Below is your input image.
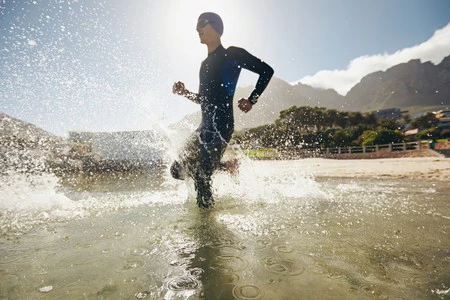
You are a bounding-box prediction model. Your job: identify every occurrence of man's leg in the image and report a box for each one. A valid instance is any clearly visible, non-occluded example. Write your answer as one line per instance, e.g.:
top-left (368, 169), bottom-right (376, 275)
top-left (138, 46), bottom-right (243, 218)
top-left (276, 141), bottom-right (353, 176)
top-left (193, 165), bottom-right (214, 209)
top-left (194, 132), bottom-right (227, 208)
top-left (169, 133), bottom-right (213, 208)
top-left (170, 131), bottom-right (227, 208)
top-left (170, 160), bottom-right (185, 180)
top-left (170, 134), bottom-right (200, 181)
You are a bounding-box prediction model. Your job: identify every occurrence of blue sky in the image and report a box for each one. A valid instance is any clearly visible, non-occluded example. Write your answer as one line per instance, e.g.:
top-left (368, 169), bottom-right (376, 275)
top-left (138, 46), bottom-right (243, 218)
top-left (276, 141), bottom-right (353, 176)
top-left (1, 0), bottom-right (450, 136)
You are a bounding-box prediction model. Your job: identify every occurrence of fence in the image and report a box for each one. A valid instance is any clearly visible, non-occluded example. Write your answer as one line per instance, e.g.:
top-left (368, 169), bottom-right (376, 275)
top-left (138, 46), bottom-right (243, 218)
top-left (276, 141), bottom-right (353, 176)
top-left (322, 141), bottom-right (424, 155)
top-left (245, 141), bottom-right (431, 160)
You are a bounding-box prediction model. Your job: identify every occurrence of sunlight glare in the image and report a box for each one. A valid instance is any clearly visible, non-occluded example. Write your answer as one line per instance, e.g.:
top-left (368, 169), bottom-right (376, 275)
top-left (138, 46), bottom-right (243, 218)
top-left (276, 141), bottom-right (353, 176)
top-left (156, 0), bottom-right (250, 87)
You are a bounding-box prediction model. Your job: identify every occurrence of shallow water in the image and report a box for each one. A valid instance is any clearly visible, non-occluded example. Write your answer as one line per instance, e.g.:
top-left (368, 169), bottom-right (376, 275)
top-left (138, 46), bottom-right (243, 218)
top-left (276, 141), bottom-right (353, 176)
top-left (0, 160), bottom-right (449, 299)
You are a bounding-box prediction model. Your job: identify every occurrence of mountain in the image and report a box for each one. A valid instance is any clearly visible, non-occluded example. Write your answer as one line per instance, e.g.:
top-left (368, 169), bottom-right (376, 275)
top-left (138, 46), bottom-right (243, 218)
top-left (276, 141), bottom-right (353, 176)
top-left (233, 77), bottom-right (346, 130)
top-left (346, 56), bottom-right (450, 111)
top-left (238, 55), bottom-right (450, 129)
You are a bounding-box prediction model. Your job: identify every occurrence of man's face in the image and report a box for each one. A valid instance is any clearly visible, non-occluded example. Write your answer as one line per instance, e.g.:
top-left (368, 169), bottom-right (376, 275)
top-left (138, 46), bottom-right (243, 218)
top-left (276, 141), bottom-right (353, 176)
top-left (196, 21), bottom-right (220, 45)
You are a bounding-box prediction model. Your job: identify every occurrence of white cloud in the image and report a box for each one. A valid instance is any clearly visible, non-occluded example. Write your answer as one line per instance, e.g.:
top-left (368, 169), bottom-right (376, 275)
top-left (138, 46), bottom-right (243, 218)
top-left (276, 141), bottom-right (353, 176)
top-left (295, 22), bottom-right (450, 96)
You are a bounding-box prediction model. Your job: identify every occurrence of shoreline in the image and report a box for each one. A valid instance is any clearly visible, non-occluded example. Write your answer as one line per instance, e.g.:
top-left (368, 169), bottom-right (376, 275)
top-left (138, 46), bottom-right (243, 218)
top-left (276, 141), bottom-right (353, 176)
top-left (254, 157), bottom-right (450, 181)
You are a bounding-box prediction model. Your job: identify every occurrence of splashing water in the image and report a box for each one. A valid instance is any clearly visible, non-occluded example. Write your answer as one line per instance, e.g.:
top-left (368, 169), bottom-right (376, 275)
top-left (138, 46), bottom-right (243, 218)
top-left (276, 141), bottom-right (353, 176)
top-left (0, 145), bottom-right (323, 235)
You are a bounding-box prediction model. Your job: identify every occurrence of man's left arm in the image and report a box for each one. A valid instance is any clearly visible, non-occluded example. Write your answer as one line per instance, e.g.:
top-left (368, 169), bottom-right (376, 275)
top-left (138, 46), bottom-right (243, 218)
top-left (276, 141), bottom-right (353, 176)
top-left (232, 47), bottom-right (274, 105)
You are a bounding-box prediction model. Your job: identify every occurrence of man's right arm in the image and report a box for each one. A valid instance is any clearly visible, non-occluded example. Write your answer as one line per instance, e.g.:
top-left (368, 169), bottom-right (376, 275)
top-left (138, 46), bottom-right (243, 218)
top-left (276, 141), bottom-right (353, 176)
top-left (172, 81), bottom-right (200, 104)
top-left (183, 90), bottom-right (200, 103)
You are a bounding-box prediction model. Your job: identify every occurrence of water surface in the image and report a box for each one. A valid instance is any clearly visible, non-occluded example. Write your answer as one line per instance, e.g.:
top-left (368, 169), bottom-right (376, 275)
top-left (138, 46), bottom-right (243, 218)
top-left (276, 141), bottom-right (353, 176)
top-left (0, 160), bottom-right (449, 299)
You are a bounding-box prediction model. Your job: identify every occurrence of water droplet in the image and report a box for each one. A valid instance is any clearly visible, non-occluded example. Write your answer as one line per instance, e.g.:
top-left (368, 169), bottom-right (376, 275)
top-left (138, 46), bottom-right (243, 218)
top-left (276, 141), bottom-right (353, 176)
top-left (167, 276), bottom-right (199, 291)
top-left (212, 256), bottom-right (248, 273)
top-left (273, 244), bottom-right (294, 253)
top-left (212, 245), bottom-right (244, 257)
top-left (135, 291), bottom-right (150, 299)
top-left (188, 267), bottom-right (204, 279)
top-left (122, 259), bottom-right (145, 270)
top-left (126, 247), bottom-right (150, 256)
top-left (260, 257), bottom-right (305, 276)
top-left (39, 286), bottom-right (53, 293)
top-left (232, 284), bottom-right (263, 300)
top-left (254, 239), bottom-right (272, 250)
top-left (222, 273), bottom-right (240, 284)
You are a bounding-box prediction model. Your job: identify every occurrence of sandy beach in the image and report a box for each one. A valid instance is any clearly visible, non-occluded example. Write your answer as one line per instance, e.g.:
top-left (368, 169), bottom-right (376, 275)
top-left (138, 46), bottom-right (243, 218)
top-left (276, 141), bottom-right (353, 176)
top-left (256, 157), bottom-right (450, 181)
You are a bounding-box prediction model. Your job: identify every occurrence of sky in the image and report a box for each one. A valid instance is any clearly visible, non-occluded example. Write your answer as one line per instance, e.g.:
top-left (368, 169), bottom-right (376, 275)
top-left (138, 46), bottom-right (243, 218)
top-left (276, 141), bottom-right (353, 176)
top-left (1, 0), bottom-right (450, 136)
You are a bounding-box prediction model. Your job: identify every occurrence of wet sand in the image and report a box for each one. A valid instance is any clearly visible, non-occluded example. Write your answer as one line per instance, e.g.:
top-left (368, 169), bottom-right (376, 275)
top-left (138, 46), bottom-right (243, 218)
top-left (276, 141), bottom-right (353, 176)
top-left (256, 157), bottom-right (450, 181)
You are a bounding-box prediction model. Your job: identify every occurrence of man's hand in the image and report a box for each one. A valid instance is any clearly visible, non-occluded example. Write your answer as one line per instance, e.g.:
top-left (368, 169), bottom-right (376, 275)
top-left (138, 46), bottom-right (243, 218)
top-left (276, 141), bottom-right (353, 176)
top-left (172, 81), bottom-right (186, 96)
top-left (238, 98), bottom-right (253, 113)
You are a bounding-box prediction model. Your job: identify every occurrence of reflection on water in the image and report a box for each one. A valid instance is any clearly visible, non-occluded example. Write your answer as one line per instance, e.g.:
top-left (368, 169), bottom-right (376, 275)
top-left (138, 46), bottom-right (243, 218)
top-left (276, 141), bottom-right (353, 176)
top-left (0, 161), bottom-right (449, 299)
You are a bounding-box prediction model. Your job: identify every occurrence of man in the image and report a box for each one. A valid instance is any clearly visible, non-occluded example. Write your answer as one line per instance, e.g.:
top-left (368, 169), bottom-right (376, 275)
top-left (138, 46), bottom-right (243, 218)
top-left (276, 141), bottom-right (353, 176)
top-left (171, 12), bottom-right (274, 209)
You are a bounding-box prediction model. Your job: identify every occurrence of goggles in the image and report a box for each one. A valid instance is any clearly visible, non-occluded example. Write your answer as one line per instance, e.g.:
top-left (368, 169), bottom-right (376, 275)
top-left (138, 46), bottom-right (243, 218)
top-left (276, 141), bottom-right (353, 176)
top-left (197, 19), bottom-right (211, 29)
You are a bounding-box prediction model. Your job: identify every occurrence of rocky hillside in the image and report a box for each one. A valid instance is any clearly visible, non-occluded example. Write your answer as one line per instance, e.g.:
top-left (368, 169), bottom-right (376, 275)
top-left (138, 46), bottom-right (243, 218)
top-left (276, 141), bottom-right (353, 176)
top-left (0, 113), bottom-right (61, 173)
top-left (346, 56), bottom-right (450, 111)
top-left (0, 112), bottom-right (57, 140)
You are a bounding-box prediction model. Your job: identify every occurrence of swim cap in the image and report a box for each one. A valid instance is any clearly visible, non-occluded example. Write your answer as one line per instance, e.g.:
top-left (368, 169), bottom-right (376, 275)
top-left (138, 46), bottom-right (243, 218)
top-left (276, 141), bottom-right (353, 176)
top-left (198, 12), bottom-right (224, 36)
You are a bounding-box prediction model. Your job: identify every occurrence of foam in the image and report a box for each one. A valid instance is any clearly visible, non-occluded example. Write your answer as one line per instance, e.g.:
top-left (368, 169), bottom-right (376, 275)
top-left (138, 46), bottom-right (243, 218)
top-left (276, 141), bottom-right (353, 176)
top-left (0, 173), bottom-right (84, 217)
top-left (212, 158), bottom-right (329, 202)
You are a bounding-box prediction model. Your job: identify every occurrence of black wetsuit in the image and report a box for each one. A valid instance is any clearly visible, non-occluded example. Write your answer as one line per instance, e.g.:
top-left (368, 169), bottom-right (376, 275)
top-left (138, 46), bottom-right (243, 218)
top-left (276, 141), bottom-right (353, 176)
top-left (171, 45), bottom-right (274, 208)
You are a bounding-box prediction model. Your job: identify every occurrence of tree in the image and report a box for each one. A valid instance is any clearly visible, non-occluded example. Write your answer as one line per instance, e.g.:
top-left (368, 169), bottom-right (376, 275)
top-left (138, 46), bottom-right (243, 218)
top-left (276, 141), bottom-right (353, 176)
top-left (411, 113), bottom-right (439, 130)
top-left (378, 118), bottom-right (402, 130)
top-left (347, 112), bottom-right (365, 127)
top-left (416, 127), bottom-right (441, 140)
top-left (335, 111), bottom-right (349, 128)
top-left (236, 105), bottom-right (438, 150)
top-left (440, 128), bottom-right (450, 139)
top-left (360, 129), bottom-right (404, 146)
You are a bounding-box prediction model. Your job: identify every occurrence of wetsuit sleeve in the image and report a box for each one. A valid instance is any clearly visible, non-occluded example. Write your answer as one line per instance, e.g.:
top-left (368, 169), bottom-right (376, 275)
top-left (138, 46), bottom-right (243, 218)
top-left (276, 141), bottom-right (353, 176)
top-left (184, 90), bottom-right (201, 104)
top-left (229, 47), bottom-right (274, 104)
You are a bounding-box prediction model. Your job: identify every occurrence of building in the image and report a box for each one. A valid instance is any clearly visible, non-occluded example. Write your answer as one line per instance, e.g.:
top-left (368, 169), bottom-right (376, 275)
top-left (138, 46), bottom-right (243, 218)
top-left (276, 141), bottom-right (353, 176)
top-left (435, 110), bottom-right (450, 128)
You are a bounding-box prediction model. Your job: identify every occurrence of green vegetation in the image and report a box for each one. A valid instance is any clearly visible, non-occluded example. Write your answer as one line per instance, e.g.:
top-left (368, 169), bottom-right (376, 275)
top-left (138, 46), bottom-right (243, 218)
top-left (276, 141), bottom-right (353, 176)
top-left (359, 129), bottom-right (404, 146)
top-left (234, 106), bottom-right (448, 150)
top-left (243, 148), bottom-right (278, 160)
